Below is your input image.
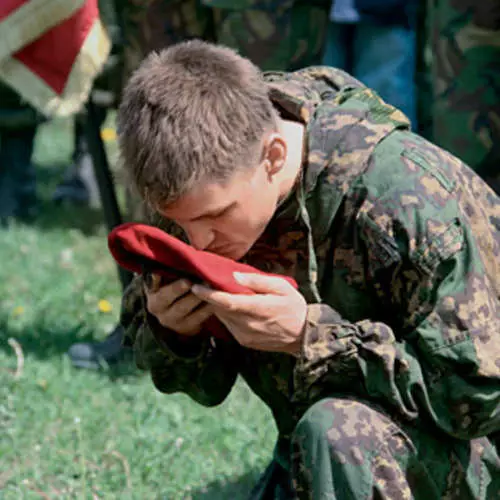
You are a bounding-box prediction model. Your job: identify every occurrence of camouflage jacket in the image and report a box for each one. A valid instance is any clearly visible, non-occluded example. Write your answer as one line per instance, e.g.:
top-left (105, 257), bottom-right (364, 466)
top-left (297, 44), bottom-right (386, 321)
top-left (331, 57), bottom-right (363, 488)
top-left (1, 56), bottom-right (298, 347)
top-left (120, 67), bottom-right (500, 447)
top-left (118, 0), bottom-right (331, 79)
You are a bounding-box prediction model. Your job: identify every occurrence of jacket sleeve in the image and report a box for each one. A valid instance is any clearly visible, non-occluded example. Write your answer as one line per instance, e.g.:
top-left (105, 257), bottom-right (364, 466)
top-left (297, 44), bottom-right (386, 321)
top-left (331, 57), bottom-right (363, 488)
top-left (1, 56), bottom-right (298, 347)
top-left (292, 205), bottom-right (500, 440)
top-left (120, 273), bottom-right (238, 408)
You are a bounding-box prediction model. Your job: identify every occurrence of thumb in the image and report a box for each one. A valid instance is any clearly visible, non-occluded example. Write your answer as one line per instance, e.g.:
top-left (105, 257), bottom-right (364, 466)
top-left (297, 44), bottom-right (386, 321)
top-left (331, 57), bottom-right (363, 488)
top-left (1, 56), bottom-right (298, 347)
top-left (233, 272), bottom-right (291, 295)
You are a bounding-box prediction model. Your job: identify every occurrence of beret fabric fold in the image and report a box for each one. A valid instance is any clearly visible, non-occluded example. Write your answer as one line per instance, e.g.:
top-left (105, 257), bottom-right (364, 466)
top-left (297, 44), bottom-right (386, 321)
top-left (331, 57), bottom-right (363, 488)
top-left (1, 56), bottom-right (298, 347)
top-left (108, 223), bottom-right (298, 341)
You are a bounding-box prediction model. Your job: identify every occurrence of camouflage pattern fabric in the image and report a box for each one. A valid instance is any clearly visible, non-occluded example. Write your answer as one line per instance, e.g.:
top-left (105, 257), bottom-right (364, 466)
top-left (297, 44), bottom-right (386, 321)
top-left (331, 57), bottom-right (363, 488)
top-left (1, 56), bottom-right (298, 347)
top-left (207, 0), bottom-right (330, 71)
top-left (119, 0), bottom-right (330, 78)
top-left (430, 0), bottom-right (500, 185)
top-left (120, 66), bottom-right (500, 497)
top-left (291, 398), bottom-right (499, 499)
top-left (415, 0), bottom-right (433, 140)
top-left (119, 0), bottom-right (213, 80)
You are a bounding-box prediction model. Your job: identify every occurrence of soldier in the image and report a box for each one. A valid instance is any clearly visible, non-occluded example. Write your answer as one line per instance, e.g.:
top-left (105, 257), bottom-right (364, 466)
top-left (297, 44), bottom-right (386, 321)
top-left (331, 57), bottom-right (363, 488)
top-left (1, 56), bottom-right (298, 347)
top-left (116, 41), bottom-right (500, 498)
top-left (69, 0), bottom-right (332, 368)
top-left (430, 0), bottom-right (500, 190)
top-left (120, 0), bottom-right (331, 77)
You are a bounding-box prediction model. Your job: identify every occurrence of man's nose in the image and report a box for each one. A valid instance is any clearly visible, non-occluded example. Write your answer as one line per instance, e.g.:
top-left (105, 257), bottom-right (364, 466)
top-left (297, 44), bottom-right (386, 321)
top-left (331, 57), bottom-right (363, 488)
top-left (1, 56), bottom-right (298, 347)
top-left (185, 225), bottom-right (214, 251)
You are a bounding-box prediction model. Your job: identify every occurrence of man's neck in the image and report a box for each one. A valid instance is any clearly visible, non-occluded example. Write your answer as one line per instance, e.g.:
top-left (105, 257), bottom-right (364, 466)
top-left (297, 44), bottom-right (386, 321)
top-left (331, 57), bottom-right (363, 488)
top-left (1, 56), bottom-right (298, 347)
top-left (277, 118), bottom-right (306, 202)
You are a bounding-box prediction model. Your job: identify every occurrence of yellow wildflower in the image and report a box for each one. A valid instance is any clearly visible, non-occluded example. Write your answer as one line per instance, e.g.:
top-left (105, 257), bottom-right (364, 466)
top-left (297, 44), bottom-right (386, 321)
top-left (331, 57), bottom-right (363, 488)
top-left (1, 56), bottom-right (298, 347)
top-left (12, 306), bottom-right (25, 317)
top-left (98, 300), bottom-right (113, 313)
top-left (100, 128), bottom-right (117, 142)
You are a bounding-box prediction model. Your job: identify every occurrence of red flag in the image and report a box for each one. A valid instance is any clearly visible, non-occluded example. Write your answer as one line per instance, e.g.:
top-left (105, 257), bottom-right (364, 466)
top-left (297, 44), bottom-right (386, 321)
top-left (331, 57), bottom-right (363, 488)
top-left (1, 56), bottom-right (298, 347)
top-left (0, 0), bottom-right (110, 116)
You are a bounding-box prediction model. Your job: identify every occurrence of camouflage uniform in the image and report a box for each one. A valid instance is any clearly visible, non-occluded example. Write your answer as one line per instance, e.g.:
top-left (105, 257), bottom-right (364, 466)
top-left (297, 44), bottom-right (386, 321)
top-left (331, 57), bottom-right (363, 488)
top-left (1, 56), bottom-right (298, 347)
top-left (415, 0), bottom-right (433, 140)
top-left (430, 0), bottom-right (500, 185)
top-left (120, 67), bottom-right (500, 498)
top-left (120, 0), bottom-right (330, 76)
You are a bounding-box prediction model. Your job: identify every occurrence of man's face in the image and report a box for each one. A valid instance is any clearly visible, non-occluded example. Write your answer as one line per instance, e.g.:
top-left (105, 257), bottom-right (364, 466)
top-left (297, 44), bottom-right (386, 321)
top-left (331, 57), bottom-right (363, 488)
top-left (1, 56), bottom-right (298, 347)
top-left (161, 163), bottom-right (281, 260)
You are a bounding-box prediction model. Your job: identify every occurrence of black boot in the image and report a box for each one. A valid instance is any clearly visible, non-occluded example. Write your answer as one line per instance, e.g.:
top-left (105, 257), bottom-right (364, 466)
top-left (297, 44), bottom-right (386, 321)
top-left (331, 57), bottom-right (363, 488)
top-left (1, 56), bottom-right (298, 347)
top-left (53, 119), bottom-right (91, 206)
top-left (67, 324), bottom-right (132, 369)
top-left (52, 163), bottom-right (91, 205)
top-left (53, 112), bottom-right (106, 207)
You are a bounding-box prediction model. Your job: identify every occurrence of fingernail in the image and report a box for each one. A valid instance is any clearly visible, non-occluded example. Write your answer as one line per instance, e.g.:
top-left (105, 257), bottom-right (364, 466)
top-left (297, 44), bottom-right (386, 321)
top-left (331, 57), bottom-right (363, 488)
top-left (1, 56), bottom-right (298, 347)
top-left (191, 284), bottom-right (201, 294)
top-left (233, 272), bottom-right (244, 282)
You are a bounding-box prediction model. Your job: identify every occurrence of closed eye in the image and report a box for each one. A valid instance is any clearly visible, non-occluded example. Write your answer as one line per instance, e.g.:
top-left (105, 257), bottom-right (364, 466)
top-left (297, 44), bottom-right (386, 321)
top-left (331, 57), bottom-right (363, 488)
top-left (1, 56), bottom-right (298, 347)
top-left (192, 202), bottom-right (236, 222)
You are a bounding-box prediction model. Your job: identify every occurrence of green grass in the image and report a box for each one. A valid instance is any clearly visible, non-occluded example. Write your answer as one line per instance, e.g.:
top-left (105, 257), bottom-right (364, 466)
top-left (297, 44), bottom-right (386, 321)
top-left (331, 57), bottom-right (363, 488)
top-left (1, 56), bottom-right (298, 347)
top-left (0, 117), bottom-right (277, 499)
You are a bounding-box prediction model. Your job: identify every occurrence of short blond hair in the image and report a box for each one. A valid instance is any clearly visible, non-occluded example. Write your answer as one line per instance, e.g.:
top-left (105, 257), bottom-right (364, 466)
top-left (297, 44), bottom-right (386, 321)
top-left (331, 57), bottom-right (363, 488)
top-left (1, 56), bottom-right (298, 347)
top-left (117, 40), bottom-right (278, 209)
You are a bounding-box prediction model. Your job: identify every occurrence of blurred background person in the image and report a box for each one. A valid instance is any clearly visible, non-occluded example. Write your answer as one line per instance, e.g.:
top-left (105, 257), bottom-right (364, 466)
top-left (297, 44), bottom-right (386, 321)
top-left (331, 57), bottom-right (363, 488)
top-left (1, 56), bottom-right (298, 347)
top-left (430, 0), bottom-right (500, 193)
top-left (323, 0), bottom-right (419, 129)
top-left (0, 84), bottom-right (45, 225)
top-left (52, 0), bottom-right (124, 208)
top-left (51, 111), bottom-right (106, 209)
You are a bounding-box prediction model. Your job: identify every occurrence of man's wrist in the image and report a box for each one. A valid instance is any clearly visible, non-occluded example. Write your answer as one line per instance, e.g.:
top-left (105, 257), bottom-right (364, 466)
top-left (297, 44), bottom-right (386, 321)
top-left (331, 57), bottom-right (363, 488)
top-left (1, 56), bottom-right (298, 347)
top-left (282, 317), bottom-right (307, 357)
top-left (283, 338), bottom-right (302, 357)
top-left (146, 312), bottom-right (206, 358)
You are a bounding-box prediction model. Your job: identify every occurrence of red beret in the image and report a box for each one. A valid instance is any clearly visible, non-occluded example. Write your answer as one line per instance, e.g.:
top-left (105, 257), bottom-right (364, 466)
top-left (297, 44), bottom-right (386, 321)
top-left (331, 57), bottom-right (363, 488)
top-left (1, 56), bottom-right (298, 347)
top-left (108, 223), bottom-right (298, 341)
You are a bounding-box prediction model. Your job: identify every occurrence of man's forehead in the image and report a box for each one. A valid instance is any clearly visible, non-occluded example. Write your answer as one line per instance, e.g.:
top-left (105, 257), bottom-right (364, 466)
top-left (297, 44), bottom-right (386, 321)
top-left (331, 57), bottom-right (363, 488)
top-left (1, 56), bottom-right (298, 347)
top-left (161, 167), bottom-right (256, 221)
top-left (161, 188), bottom-right (234, 222)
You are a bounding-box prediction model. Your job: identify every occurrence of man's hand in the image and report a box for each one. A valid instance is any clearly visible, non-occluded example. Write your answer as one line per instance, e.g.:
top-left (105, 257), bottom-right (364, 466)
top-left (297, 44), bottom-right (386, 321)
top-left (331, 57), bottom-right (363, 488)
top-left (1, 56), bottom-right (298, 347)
top-left (144, 274), bottom-right (213, 336)
top-left (191, 272), bottom-right (307, 355)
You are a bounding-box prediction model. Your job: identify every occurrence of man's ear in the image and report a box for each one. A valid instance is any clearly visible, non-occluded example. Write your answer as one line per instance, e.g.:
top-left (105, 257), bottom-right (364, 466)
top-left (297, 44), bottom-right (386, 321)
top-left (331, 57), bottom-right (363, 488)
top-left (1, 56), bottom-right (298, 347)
top-left (263, 133), bottom-right (287, 178)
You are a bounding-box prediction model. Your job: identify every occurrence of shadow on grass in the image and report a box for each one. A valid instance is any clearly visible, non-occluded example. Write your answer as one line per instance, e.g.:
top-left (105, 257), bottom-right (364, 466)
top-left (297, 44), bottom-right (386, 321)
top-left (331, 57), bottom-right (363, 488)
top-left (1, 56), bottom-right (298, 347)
top-left (29, 161), bottom-right (108, 236)
top-left (35, 198), bottom-right (105, 236)
top-left (0, 314), bottom-right (92, 359)
top-left (184, 470), bottom-right (263, 500)
top-left (0, 315), bottom-right (138, 380)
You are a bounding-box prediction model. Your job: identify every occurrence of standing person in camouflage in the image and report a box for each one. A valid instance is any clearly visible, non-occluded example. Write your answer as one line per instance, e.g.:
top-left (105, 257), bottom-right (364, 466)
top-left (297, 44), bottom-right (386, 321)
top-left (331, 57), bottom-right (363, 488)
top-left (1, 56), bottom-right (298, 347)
top-left (116, 40), bottom-right (500, 498)
top-left (120, 0), bottom-right (330, 77)
top-left (430, 0), bottom-right (500, 189)
top-left (69, 0), bottom-right (331, 368)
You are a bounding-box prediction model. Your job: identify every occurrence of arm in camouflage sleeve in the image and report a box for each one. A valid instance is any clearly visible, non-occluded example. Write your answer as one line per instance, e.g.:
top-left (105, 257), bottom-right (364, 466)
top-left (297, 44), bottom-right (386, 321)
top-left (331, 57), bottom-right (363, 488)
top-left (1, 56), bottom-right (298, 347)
top-left (293, 177), bottom-right (500, 440)
top-left (120, 275), bottom-right (239, 407)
